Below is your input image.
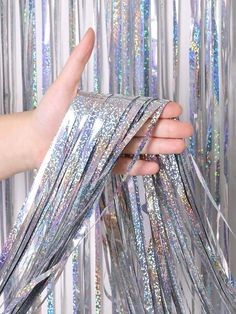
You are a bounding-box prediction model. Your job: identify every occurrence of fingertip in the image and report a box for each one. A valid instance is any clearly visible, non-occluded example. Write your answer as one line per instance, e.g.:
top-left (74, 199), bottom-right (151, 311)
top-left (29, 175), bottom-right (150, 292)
top-left (187, 123), bottom-right (194, 137)
top-left (56, 28), bottom-right (95, 93)
top-left (161, 101), bottom-right (183, 118)
top-left (129, 161), bottom-right (159, 176)
top-left (86, 27), bottom-right (96, 41)
top-left (82, 27), bottom-right (95, 50)
top-left (174, 139), bottom-right (187, 154)
top-left (73, 27), bottom-right (95, 63)
top-left (180, 122), bottom-right (194, 138)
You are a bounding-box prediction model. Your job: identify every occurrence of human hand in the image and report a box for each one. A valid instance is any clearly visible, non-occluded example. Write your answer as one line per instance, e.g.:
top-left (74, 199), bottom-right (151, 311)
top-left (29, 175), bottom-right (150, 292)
top-left (31, 28), bottom-right (95, 168)
top-left (0, 27), bottom-right (192, 180)
top-left (32, 26), bottom-right (192, 176)
top-left (0, 28), bottom-right (95, 180)
top-left (113, 103), bottom-right (193, 176)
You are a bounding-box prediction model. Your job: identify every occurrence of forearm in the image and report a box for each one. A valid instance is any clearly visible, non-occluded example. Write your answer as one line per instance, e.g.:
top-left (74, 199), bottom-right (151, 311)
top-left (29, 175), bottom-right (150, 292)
top-left (0, 111), bottom-right (36, 180)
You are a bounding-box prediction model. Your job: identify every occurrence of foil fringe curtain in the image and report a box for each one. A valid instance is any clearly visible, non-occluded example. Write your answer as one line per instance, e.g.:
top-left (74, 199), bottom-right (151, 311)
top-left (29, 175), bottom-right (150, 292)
top-left (1, 91), bottom-right (236, 313)
top-left (0, 1), bottom-right (236, 313)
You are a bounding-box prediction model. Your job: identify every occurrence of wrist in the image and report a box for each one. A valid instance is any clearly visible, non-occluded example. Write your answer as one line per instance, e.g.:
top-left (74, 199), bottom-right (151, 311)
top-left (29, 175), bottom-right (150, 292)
top-left (0, 110), bottom-right (38, 179)
top-left (30, 108), bottom-right (53, 170)
top-left (18, 110), bottom-right (38, 172)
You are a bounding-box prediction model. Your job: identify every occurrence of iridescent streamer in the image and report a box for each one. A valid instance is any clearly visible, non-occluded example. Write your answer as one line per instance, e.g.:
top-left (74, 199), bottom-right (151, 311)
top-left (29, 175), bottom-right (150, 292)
top-left (189, 0), bottom-right (201, 158)
top-left (20, 0), bottom-right (38, 110)
top-left (1, 1), bottom-right (236, 313)
top-left (0, 92), bottom-right (167, 313)
top-left (42, 0), bottom-right (53, 94)
top-left (173, 0), bottom-right (180, 100)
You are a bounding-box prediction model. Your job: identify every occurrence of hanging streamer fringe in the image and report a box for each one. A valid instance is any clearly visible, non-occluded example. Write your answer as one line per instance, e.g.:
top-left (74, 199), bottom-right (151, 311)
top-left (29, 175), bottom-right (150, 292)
top-left (0, 92), bottom-right (236, 313)
top-left (1, 1), bottom-right (236, 313)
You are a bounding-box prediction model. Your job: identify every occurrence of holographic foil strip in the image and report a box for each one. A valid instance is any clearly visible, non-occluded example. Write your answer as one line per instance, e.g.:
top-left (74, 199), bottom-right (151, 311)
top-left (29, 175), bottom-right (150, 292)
top-left (0, 92), bottom-right (169, 313)
top-left (42, 0), bottom-right (53, 94)
top-left (1, 1), bottom-right (236, 313)
top-left (19, 0), bottom-right (38, 110)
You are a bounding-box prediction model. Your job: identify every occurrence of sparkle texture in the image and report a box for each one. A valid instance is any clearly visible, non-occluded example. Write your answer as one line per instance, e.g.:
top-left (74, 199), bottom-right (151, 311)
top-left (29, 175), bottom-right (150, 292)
top-left (0, 92), bottom-right (236, 313)
top-left (1, 1), bottom-right (236, 313)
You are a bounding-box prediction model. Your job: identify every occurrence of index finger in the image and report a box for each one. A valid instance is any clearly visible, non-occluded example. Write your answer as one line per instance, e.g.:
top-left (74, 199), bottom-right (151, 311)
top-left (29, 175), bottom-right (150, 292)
top-left (160, 101), bottom-right (183, 118)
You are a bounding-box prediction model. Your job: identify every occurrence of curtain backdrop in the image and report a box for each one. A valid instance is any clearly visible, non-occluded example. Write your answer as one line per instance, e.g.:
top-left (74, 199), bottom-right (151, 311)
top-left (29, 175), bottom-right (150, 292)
top-left (0, 1), bottom-right (235, 313)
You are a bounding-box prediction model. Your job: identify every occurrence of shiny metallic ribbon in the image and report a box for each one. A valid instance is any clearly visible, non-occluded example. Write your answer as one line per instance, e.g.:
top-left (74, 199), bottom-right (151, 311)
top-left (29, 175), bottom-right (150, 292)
top-left (1, 91), bottom-right (236, 314)
top-left (1, 0), bottom-right (236, 313)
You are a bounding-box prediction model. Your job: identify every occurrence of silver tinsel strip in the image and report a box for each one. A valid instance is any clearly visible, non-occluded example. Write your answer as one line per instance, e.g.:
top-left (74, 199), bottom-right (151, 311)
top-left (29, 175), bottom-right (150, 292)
top-left (1, 1), bottom-right (236, 313)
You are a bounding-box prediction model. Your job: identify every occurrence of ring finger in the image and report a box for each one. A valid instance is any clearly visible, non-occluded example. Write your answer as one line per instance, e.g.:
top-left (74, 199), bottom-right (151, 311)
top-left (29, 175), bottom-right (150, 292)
top-left (123, 138), bottom-right (186, 155)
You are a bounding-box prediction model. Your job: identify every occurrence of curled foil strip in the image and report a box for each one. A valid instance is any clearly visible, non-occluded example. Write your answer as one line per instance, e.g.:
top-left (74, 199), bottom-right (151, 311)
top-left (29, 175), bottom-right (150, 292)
top-left (0, 92), bottom-right (236, 313)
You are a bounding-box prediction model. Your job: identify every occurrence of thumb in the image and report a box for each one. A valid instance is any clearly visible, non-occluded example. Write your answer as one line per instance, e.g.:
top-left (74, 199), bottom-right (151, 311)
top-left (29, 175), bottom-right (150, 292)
top-left (35, 27), bottom-right (95, 138)
top-left (57, 27), bottom-right (95, 94)
top-left (39, 28), bottom-right (95, 115)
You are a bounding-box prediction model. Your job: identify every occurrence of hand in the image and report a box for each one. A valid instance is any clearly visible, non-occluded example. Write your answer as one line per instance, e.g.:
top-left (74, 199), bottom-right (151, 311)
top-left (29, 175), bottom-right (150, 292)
top-left (31, 29), bottom-right (192, 176)
top-left (113, 103), bottom-right (193, 175)
top-left (31, 28), bottom-right (95, 167)
top-left (0, 28), bottom-right (95, 180)
top-left (0, 28), bottom-right (193, 180)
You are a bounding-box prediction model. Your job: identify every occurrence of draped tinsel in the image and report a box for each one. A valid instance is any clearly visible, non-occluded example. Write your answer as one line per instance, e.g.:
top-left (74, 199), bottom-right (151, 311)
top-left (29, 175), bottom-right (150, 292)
top-left (0, 1), bottom-right (236, 313)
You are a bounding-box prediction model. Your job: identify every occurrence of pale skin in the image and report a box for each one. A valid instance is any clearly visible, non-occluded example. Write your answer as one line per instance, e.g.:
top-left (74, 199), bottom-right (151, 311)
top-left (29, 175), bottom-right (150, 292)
top-left (0, 28), bottom-right (193, 180)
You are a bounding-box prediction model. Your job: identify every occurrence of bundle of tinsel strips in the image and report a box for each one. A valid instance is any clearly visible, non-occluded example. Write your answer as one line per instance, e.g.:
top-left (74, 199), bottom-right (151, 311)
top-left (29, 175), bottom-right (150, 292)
top-left (0, 92), bottom-right (236, 313)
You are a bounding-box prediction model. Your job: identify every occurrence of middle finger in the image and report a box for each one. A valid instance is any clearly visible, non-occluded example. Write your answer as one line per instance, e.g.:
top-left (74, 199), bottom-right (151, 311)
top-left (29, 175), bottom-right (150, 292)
top-left (135, 119), bottom-right (193, 139)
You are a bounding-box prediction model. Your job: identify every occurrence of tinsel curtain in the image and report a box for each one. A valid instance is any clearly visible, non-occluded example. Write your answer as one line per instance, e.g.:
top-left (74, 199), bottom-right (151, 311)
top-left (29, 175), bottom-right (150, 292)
top-left (0, 0), bottom-right (236, 313)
